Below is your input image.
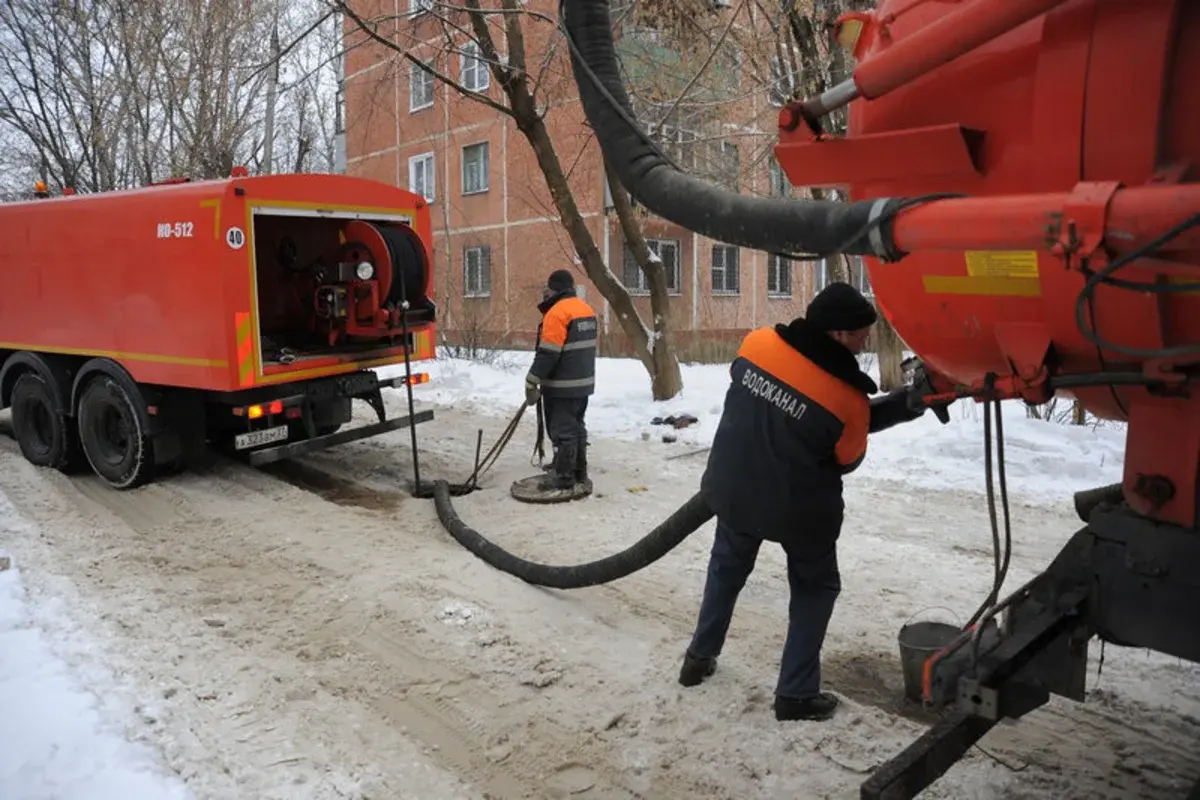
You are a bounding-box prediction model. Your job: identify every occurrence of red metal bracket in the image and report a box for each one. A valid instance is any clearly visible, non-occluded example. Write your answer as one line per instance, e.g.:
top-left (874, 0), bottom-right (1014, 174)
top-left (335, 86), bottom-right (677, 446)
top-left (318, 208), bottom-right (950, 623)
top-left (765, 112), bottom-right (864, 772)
top-left (1053, 180), bottom-right (1121, 261)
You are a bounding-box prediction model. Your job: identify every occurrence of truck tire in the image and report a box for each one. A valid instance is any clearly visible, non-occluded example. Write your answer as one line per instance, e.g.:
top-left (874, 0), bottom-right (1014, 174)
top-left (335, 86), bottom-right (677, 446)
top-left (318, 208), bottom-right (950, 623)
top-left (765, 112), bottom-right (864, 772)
top-left (77, 376), bottom-right (155, 489)
top-left (10, 372), bottom-right (81, 471)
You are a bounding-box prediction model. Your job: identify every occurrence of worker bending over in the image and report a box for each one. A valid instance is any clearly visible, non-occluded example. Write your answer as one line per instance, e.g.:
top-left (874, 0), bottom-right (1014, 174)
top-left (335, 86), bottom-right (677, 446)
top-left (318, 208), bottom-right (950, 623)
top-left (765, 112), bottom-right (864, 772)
top-left (524, 269), bottom-right (598, 492)
top-left (679, 281), bottom-right (939, 722)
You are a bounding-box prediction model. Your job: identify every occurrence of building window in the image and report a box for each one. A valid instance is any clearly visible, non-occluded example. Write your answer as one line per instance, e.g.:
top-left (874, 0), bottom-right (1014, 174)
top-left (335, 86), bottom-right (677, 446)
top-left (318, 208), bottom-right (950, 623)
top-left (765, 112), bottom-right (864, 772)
top-left (768, 157), bottom-right (790, 198)
top-left (463, 245), bottom-right (492, 297)
top-left (410, 61), bottom-right (434, 111)
top-left (656, 125), bottom-right (698, 171)
top-left (461, 142), bottom-right (489, 194)
top-left (409, 153), bottom-right (435, 203)
top-left (622, 238), bottom-right (681, 294)
top-left (711, 245), bottom-right (739, 294)
top-left (460, 41), bottom-right (489, 92)
top-left (767, 253), bottom-right (793, 298)
top-left (813, 257), bottom-right (873, 296)
top-left (712, 141), bottom-right (738, 191)
top-left (769, 55), bottom-right (796, 107)
top-left (409, 0), bottom-right (433, 15)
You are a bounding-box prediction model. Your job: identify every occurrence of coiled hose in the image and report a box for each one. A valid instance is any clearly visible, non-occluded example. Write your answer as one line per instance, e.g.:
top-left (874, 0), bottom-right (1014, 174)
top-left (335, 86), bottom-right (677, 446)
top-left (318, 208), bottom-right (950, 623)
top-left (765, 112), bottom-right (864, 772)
top-left (432, 481), bottom-right (714, 589)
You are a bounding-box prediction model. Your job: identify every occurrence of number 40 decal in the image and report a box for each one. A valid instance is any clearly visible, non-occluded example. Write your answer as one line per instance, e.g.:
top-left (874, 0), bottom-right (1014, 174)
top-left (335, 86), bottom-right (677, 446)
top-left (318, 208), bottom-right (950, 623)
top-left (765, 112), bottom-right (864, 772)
top-left (226, 227), bottom-right (246, 250)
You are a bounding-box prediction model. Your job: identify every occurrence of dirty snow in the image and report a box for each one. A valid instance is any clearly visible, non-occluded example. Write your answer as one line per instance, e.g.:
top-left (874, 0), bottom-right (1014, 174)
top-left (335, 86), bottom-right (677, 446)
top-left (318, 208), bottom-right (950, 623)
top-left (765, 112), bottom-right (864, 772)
top-left (0, 349), bottom-right (1196, 800)
top-left (0, 532), bottom-right (191, 799)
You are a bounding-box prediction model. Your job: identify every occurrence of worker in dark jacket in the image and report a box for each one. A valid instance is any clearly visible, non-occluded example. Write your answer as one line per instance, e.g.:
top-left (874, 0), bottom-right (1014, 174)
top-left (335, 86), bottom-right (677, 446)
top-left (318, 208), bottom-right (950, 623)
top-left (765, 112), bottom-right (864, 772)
top-left (678, 281), bottom-right (935, 722)
top-left (524, 269), bottom-right (598, 491)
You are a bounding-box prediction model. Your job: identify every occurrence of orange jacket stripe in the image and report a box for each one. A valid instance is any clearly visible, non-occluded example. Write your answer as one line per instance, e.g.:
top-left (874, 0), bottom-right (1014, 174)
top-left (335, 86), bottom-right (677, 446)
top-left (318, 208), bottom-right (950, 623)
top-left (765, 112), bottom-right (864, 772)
top-left (737, 328), bottom-right (869, 466)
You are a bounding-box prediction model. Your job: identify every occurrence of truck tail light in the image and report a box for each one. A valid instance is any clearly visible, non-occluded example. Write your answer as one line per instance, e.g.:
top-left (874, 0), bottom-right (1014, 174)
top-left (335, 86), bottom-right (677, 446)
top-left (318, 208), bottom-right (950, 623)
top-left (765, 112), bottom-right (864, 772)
top-left (235, 399), bottom-right (286, 419)
top-left (403, 372), bottom-right (430, 386)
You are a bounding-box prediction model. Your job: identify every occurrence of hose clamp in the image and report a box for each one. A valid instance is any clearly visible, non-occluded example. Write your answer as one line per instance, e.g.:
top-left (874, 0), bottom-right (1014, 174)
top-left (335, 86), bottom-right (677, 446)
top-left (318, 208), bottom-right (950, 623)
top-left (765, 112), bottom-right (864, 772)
top-left (867, 198), bottom-right (894, 260)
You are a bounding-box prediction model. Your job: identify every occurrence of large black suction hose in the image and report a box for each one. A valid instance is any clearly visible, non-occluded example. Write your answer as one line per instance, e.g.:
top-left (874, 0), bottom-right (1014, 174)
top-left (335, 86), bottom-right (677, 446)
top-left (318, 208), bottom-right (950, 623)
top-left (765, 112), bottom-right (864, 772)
top-left (559, 0), bottom-right (905, 260)
top-left (433, 480), bottom-right (715, 589)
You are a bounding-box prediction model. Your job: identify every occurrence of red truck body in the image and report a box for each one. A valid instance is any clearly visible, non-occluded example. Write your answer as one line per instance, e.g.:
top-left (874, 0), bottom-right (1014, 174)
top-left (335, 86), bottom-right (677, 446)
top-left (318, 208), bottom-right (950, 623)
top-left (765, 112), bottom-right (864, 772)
top-left (0, 172), bottom-right (439, 487)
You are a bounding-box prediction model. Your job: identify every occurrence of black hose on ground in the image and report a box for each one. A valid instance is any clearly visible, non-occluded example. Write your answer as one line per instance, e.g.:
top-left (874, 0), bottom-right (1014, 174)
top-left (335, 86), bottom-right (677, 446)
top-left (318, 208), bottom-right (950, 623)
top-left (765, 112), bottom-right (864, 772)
top-left (432, 481), bottom-right (715, 589)
top-left (557, 0), bottom-right (907, 261)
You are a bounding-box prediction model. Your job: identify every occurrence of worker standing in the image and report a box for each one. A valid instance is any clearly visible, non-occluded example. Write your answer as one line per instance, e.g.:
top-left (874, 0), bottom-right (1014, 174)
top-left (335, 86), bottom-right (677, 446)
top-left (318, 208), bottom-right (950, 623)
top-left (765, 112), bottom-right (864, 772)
top-left (678, 281), bottom-right (936, 722)
top-left (524, 269), bottom-right (598, 492)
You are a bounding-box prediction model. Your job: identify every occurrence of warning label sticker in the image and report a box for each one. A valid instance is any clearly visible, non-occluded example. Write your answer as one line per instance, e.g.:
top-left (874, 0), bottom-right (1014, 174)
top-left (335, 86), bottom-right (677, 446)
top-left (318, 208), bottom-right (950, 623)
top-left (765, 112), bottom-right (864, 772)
top-left (964, 251), bottom-right (1040, 279)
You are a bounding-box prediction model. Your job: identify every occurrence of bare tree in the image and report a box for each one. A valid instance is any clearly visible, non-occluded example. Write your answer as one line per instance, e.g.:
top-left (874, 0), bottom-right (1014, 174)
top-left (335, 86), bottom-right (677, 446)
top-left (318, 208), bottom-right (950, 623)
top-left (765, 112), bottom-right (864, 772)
top-left (0, 0), bottom-right (340, 197)
top-left (334, 0), bottom-right (685, 399)
top-left (771, 0), bottom-right (907, 390)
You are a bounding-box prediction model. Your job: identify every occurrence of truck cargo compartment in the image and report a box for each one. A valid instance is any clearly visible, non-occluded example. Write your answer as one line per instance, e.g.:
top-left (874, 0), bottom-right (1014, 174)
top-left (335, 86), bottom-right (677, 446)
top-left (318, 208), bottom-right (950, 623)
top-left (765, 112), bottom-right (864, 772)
top-left (251, 209), bottom-right (436, 367)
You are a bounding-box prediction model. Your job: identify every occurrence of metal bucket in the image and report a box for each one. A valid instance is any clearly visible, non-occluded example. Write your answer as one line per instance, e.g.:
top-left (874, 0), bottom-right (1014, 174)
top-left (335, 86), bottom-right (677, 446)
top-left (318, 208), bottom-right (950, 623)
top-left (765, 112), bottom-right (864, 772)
top-left (897, 609), bottom-right (962, 703)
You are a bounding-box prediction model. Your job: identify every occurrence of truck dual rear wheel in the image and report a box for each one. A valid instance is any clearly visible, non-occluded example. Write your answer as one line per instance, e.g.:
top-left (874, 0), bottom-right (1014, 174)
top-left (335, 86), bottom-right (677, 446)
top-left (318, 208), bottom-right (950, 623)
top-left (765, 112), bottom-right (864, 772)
top-left (77, 376), bottom-right (154, 489)
top-left (10, 372), bottom-right (81, 471)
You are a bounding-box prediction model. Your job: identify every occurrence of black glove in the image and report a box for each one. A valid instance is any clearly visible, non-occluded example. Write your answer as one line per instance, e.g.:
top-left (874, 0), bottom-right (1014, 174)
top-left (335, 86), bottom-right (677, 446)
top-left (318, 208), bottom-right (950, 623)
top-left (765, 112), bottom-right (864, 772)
top-left (907, 361), bottom-right (953, 424)
top-left (524, 374), bottom-right (541, 406)
top-left (869, 389), bottom-right (924, 434)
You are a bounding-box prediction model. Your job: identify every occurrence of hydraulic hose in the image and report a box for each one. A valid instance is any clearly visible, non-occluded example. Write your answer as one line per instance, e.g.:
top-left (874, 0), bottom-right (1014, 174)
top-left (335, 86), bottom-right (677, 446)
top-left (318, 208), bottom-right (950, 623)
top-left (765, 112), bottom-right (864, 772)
top-left (558, 0), bottom-right (906, 261)
top-left (432, 480), bottom-right (715, 589)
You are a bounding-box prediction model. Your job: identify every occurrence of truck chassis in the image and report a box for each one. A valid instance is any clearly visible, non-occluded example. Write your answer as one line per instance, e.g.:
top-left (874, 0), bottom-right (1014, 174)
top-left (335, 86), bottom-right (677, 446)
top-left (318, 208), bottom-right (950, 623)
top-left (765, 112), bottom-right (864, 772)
top-left (0, 349), bottom-right (431, 488)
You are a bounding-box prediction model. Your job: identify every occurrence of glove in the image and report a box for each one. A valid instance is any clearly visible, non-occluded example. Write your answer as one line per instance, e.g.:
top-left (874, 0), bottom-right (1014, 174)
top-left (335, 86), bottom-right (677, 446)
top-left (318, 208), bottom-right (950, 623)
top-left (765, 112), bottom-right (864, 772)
top-left (524, 374), bottom-right (541, 406)
top-left (907, 362), bottom-right (953, 424)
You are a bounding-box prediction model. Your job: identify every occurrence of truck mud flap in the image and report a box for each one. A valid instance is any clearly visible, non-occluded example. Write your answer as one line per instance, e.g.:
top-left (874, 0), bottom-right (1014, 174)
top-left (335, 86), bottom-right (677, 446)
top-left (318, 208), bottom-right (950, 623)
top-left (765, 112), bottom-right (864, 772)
top-left (244, 408), bottom-right (434, 467)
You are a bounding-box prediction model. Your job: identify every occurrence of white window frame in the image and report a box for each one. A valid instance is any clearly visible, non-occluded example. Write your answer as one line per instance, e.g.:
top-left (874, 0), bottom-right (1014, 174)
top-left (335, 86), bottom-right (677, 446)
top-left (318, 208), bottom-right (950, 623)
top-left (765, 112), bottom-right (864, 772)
top-left (463, 245), bottom-right (491, 297)
top-left (767, 253), bottom-right (793, 298)
top-left (813, 257), bottom-right (873, 297)
top-left (408, 152), bottom-right (435, 203)
top-left (461, 141), bottom-right (489, 195)
top-left (409, 61), bottom-right (434, 111)
top-left (711, 244), bottom-right (739, 295)
top-left (460, 41), bottom-right (490, 92)
top-left (623, 238), bottom-right (682, 295)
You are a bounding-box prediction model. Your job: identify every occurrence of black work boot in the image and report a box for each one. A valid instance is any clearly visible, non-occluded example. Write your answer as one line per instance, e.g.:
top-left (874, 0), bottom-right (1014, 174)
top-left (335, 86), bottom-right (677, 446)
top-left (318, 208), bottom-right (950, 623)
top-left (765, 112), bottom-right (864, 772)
top-left (774, 692), bottom-right (839, 722)
top-left (678, 652), bottom-right (717, 687)
top-left (575, 441), bottom-right (589, 484)
top-left (537, 470), bottom-right (576, 492)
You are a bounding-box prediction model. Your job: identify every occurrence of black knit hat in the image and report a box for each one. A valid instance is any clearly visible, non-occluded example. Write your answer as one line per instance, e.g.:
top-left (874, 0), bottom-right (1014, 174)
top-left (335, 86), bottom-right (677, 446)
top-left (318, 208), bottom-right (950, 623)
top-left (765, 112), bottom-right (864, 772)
top-left (806, 281), bottom-right (878, 332)
top-left (547, 269), bottom-right (575, 293)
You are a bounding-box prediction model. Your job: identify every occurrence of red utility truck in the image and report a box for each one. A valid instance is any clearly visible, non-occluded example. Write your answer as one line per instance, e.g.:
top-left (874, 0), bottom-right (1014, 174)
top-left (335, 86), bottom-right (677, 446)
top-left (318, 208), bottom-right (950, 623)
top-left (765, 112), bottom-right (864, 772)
top-left (0, 171), bottom-right (438, 489)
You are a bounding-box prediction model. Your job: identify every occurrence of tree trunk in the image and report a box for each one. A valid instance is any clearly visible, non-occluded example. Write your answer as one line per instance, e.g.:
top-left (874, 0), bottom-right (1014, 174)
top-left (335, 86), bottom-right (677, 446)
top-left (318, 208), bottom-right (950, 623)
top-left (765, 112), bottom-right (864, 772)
top-left (604, 159), bottom-right (683, 399)
top-left (514, 109), bottom-right (683, 398)
top-left (1072, 398), bottom-right (1087, 425)
top-left (872, 304), bottom-right (905, 391)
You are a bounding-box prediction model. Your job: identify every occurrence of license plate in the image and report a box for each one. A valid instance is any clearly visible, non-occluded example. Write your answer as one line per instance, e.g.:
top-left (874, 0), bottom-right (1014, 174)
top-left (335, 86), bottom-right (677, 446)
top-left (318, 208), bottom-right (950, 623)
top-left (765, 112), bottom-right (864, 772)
top-left (234, 424), bottom-right (289, 451)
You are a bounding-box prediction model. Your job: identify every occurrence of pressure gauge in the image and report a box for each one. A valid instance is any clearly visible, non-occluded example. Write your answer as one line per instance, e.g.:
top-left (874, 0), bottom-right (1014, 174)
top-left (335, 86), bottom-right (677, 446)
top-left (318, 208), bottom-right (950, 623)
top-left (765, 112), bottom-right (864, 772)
top-left (356, 261), bottom-right (375, 280)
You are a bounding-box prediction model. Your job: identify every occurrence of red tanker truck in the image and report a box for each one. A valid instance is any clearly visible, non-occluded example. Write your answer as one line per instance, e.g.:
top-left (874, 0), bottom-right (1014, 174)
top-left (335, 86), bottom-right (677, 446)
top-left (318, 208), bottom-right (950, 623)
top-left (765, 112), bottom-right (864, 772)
top-left (0, 170), bottom-right (438, 489)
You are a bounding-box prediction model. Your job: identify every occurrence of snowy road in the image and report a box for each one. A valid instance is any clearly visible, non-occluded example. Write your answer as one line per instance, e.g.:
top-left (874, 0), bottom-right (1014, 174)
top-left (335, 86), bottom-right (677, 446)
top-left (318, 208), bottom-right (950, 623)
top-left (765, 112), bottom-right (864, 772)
top-left (1, 390), bottom-right (1198, 799)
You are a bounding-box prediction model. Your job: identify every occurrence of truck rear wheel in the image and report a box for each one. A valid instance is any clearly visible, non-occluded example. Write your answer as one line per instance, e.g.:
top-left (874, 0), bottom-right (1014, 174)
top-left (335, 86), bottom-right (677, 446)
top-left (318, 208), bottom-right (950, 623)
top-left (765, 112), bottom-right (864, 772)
top-left (77, 376), bottom-right (154, 489)
top-left (10, 372), bottom-right (81, 471)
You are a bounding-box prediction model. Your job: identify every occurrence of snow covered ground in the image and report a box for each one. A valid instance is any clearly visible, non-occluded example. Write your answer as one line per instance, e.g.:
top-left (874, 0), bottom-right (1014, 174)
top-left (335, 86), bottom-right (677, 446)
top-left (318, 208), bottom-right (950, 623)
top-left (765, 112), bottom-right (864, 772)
top-left (384, 349), bottom-right (1129, 505)
top-left (1, 349), bottom-right (1195, 800)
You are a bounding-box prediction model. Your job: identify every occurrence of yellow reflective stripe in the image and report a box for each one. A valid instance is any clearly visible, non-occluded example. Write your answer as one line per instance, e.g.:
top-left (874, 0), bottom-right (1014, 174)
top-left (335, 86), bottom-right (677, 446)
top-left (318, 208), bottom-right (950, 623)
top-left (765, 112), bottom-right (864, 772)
top-left (922, 276), bottom-right (1042, 297)
top-left (235, 312), bottom-right (254, 386)
top-left (0, 341), bottom-right (224, 368)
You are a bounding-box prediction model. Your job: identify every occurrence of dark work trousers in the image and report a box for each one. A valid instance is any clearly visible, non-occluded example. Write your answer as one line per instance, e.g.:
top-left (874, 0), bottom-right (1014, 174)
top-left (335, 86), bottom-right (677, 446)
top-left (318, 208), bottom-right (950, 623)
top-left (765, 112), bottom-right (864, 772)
top-left (543, 396), bottom-right (589, 481)
top-left (686, 519), bottom-right (842, 699)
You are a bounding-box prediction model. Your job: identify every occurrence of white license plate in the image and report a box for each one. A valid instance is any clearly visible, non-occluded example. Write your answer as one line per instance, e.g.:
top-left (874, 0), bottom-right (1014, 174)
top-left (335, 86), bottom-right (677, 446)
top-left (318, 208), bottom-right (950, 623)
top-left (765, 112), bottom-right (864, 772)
top-left (234, 424), bottom-right (289, 451)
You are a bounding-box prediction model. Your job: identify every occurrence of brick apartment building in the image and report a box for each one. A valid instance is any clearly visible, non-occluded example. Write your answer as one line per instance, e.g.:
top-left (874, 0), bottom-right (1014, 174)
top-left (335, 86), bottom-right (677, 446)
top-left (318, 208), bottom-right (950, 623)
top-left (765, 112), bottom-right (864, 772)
top-left (338, 0), bottom-right (871, 357)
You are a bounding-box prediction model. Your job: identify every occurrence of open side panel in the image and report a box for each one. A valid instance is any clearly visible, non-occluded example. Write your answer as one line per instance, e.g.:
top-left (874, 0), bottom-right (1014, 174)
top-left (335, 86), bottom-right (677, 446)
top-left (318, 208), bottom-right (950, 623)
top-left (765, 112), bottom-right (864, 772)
top-left (249, 207), bottom-right (436, 368)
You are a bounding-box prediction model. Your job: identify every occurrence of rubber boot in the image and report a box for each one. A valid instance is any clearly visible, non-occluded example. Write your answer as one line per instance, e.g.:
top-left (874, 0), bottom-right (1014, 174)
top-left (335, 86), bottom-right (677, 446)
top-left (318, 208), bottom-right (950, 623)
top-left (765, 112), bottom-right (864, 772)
top-left (574, 440), bottom-right (589, 484)
top-left (539, 442), bottom-right (577, 491)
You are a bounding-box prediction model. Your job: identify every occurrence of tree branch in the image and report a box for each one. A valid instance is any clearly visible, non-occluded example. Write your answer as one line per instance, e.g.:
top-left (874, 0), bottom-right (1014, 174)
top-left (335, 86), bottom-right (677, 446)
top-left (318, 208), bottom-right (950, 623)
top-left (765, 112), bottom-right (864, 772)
top-left (333, 1), bottom-right (513, 117)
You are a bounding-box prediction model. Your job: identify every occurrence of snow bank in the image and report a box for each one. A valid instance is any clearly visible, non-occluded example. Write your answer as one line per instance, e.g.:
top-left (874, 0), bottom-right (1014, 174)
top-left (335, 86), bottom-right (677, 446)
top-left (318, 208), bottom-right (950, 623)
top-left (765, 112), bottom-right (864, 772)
top-left (0, 496), bottom-right (191, 800)
top-left (390, 349), bottom-right (1127, 506)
